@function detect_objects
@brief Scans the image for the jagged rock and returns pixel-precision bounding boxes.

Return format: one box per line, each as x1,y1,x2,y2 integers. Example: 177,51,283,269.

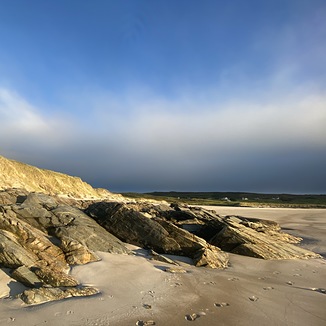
149,250,179,266
0,229,38,268
11,266,43,287
209,216,320,259
33,266,79,287
193,246,229,268
0,188,29,205
11,202,54,233
85,202,181,254
155,220,229,268
0,154,322,304
4,193,129,257
155,219,207,256
51,206,130,255
20,286,99,305
162,205,319,260
60,236,100,265
86,202,229,268
22,192,58,210
0,206,68,270
0,205,81,289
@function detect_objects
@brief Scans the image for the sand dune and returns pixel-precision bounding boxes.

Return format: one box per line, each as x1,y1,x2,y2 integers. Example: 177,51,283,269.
1,207,325,326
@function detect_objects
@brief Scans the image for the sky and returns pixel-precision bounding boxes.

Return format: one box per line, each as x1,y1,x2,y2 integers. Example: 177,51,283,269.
0,0,325,194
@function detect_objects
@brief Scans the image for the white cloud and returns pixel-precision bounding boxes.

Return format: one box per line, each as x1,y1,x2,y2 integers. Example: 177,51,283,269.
93,88,326,159
0,88,49,133
0,88,72,148
1,84,325,192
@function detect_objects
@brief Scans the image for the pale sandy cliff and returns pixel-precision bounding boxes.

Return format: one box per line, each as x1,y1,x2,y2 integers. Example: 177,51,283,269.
0,155,121,200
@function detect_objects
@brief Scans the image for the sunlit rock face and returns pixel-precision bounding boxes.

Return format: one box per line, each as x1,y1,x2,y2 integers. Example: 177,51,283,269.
0,190,129,304
0,155,122,200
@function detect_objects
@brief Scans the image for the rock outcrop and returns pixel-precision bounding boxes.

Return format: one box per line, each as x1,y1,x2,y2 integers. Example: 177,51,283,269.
0,189,130,304
86,202,320,263
0,155,322,306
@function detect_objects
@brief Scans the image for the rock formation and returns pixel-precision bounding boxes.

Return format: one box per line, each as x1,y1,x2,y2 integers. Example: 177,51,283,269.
0,189,130,304
86,202,319,262
0,155,322,305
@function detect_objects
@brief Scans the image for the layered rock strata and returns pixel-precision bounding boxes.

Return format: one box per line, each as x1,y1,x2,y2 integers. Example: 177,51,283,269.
0,190,129,304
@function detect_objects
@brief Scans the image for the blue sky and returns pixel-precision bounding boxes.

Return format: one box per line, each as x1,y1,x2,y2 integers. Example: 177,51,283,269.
1,0,325,193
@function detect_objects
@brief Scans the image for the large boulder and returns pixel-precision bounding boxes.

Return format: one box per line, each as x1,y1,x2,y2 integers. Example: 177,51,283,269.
85,202,181,254
0,206,67,270
209,216,320,259
6,192,130,263
51,205,129,255
166,205,320,260
0,229,38,268
85,202,229,268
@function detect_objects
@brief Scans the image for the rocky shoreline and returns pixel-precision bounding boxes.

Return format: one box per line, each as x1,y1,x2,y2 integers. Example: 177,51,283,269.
0,188,321,306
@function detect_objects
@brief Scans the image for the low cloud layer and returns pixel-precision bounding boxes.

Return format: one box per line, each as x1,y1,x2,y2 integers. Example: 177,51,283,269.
1,86,326,193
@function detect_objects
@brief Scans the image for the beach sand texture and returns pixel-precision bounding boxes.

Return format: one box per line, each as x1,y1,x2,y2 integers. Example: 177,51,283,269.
0,207,325,326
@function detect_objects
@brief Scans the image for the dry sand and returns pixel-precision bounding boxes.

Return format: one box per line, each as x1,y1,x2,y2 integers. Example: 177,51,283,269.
0,207,325,326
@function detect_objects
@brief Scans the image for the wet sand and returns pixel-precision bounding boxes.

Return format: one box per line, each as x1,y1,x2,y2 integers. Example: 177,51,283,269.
1,207,325,325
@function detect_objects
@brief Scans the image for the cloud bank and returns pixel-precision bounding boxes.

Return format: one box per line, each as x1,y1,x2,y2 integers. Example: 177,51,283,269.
1,85,326,193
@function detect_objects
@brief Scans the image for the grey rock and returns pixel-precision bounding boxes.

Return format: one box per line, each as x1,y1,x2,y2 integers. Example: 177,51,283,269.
0,206,68,270
193,246,229,269
85,202,181,253
86,202,229,268
11,266,43,287
210,217,320,259
33,266,79,287
60,236,100,265
51,206,129,255
20,286,99,305
0,229,38,268
149,250,179,266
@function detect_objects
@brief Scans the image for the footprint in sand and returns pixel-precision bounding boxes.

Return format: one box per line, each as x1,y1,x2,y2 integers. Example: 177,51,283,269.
143,304,152,309
136,320,156,325
214,302,230,307
263,286,274,290
310,288,326,294
227,277,239,281
249,296,259,302
185,313,199,321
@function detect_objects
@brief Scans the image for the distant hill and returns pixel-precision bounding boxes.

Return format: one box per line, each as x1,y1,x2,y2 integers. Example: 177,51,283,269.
0,155,121,200
122,191,326,208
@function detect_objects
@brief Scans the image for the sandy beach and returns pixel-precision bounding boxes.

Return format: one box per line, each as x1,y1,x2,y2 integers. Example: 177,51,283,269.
1,207,325,326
